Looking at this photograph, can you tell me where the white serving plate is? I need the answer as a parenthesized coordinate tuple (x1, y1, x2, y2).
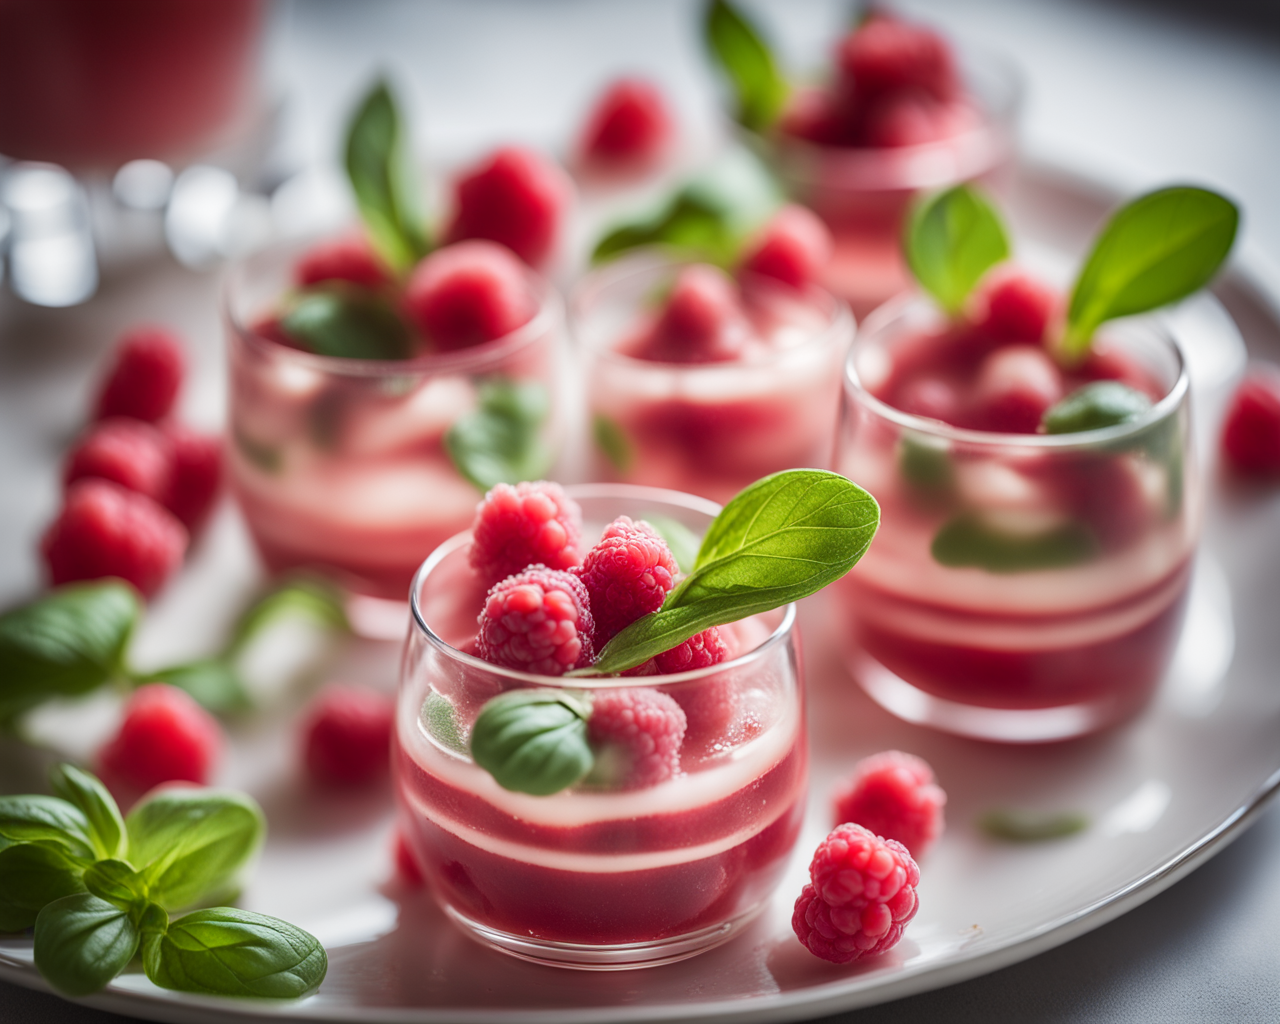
(1, 163, 1279, 1024)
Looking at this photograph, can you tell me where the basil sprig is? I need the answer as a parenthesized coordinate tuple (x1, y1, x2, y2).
(704, 0, 790, 134)
(931, 514, 1098, 574)
(280, 288, 414, 361)
(4, 765, 326, 1000)
(469, 690, 594, 796)
(445, 377, 553, 491)
(1040, 380, 1152, 434)
(904, 185, 1010, 316)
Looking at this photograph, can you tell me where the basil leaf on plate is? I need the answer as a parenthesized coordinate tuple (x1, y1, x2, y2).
(704, 0, 789, 133)
(0, 843, 87, 932)
(281, 289, 414, 361)
(980, 809, 1089, 842)
(50, 764, 127, 861)
(34, 893, 140, 997)
(470, 689, 594, 796)
(0, 795, 96, 862)
(905, 184, 1011, 316)
(135, 659, 253, 717)
(83, 860, 148, 911)
(1040, 381, 1153, 434)
(445, 377, 552, 491)
(931, 514, 1098, 573)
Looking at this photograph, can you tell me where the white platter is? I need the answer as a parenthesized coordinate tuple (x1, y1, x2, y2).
(1, 162, 1279, 1024)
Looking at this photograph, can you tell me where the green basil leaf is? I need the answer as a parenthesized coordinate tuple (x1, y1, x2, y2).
(83, 860, 147, 911)
(143, 908, 327, 999)
(979, 809, 1089, 842)
(34, 893, 139, 997)
(1041, 381, 1153, 434)
(0, 843, 87, 932)
(592, 413, 633, 472)
(0, 795, 95, 862)
(1064, 186, 1239, 357)
(228, 577, 349, 658)
(50, 765, 126, 861)
(0, 581, 140, 723)
(898, 435, 954, 497)
(126, 790, 264, 912)
(135, 659, 253, 716)
(422, 692, 467, 754)
(281, 288, 414, 361)
(469, 690, 594, 796)
(704, 0, 789, 133)
(931, 514, 1098, 573)
(344, 79, 430, 273)
(589, 470, 879, 674)
(640, 514, 702, 575)
(445, 377, 551, 491)
(905, 185, 1011, 316)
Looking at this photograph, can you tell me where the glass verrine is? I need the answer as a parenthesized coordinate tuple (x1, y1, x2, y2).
(836, 297, 1196, 742)
(395, 485, 807, 969)
(573, 252, 854, 505)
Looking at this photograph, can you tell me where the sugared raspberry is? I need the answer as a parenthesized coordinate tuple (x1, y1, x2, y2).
(444, 146, 572, 268)
(578, 78, 674, 172)
(837, 15, 958, 103)
(576, 516, 677, 643)
(635, 264, 747, 364)
(587, 687, 686, 789)
(792, 823, 920, 964)
(469, 481, 582, 586)
(973, 344, 1064, 433)
(403, 241, 536, 351)
(833, 750, 946, 858)
(98, 684, 222, 797)
(300, 685, 395, 787)
(392, 828, 425, 887)
(294, 234, 393, 291)
(1222, 366, 1280, 476)
(476, 567, 595, 675)
(64, 418, 172, 503)
(94, 326, 185, 423)
(974, 271, 1058, 345)
(42, 480, 188, 598)
(739, 204, 833, 291)
(160, 422, 222, 532)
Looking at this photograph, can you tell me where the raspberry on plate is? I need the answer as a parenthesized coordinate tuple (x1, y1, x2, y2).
(475, 567, 595, 675)
(469, 481, 583, 586)
(300, 685, 395, 787)
(42, 479, 188, 598)
(575, 516, 678, 643)
(98, 683, 223, 797)
(832, 750, 946, 858)
(1222, 366, 1280, 476)
(634, 264, 748, 364)
(160, 422, 223, 532)
(403, 240, 537, 351)
(792, 823, 920, 964)
(578, 78, 673, 172)
(294, 234, 393, 291)
(94, 326, 186, 423)
(64, 418, 172, 503)
(739, 204, 833, 291)
(586, 687, 686, 789)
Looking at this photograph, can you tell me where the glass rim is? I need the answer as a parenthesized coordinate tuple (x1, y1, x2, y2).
(407, 482, 799, 689)
(844, 293, 1191, 450)
(221, 237, 563, 379)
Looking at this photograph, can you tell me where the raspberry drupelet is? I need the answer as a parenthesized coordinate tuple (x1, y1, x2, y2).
(469, 481, 583, 587)
(94, 326, 185, 423)
(792, 823, 921, 964)
(98, 683, 223, 797)
(575, 515, 678, 644)
(301, 685, 396, 787)
(586, 687, 686, 789)
(832, 750, 946, 858)
(64, 418, 173, 503)
(476, 567, 595, 675)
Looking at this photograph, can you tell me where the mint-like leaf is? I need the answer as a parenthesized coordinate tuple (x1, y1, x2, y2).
(83, 860, 147, 911)
(931, 514, 1097, 573)
(1063, 186, 1238, 358)
(704, 0, 790, 133)
(980, 809, 1088, 842)
(905, 184, 1011, 315)
(51, 764, 126, 862)
(281, 288, 413, 361)
(136, 659, 252, 716)
(423, 692, 466, 754)
(0, 795, 96, 862)
(1041, 381, 1152, 434)
(593, 413, 633, 472)
(445, 377, 552, 491)
(469, 689, 594, 796)
(34, 893, 140, 997)
(0, 844, 87, 932)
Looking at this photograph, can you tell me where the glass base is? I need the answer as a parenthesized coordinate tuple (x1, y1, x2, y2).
(442, 904, 765, 971)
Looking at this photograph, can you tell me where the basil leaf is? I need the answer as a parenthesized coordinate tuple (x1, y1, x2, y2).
(0, 581, 139, 723)
(704, 0, 789, 133)
(143, 908, 327, 999)
(34, 893, 139, 997)
(50, 765, 126, 861)
(469, 690, 594, 796)
(931, 514, 1098, 573)
(344, 79, 430, 273)
(228, 577, 349, 657)
(445, 377, 552, 491)
(590, 470, 879, 674)
(0, 795, 95, 862)
(898, 435, 954, 497)
(422, 692, 467, 754)
(640, 514, 702, 575)
(1041, 381, 1153, 434)
(1064, 186, 1238, 357)
(281, 288, 414, 361)
(126, 790, 264, 912)
(593, 413, 633, 472)
(83, 860, 147, 911)
(136, 659, 252, 716)
(0, 843, 87, 932)
(980, 809, 1089, 842)
(905, 185, 1011, 316)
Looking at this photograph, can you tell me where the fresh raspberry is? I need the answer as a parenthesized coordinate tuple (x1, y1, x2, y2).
(475, 567, 595, 675)
(792, 823, 920, 964)
(160, 422, 222, 532)
(1222, 366, 1280, 476)
(294, 234, 393, 291)
(444, 146, 572, 268)
(654, 627, 728, 673)
(974, 271, 1057, 346)
(659, 629, 734, 750)
(837, 15, 959, 103)
(973, 344, 1064, 433)
(586, 687, 686, 789)
(578, 78, 674, 171)
(42, 480, 188, 598)
(392, 828, 425, 887)
(860, 90, 951, 148)
(94, 326, 186, 423)
(469, 481, 583, 586)
(64, 418, 172, 503)
(576, 516, 677, 643)
(98, 684, 223, 796)
(895, 376, 961, 423)
(300, 685, 395, 787)
(634, 264, 747, 364)
(403, 241, 536, 351)
(832, 751, 946, 858)
(739, 204, 833, 291)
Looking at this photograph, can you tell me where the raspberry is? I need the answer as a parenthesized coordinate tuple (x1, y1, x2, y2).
(973, 344, 1064, 433)
(300, 685, 395, 787)
(392, 828, 425, 887)
(861, 91, 951, 148)
(475, 567, 595, 675)
(792, 823, 920, 964)
(94, 326, 185, 423)
(635, 264, 747, 364)
(403, 241, 536, 351)
(160, 422, 222, 532)
(576, 516, 677, 643)
(654, 627, 727, 674)
(837, 15, 959, 103)
(1222, 366, 1280, 476)
(578, 78, 673, 171)
(98, 684, 222, 796)
(294, 234, 393, 291)
(469, 481, 582, 586)
(739, 204, 833, 291)
(444, 146, 572, 268)
(586, 687, 686, 789)
(42, 480, 188, 598)
(974, 271, 1058, 346)
(64, 418, 172, 503)
(832, 751, 946, 858)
